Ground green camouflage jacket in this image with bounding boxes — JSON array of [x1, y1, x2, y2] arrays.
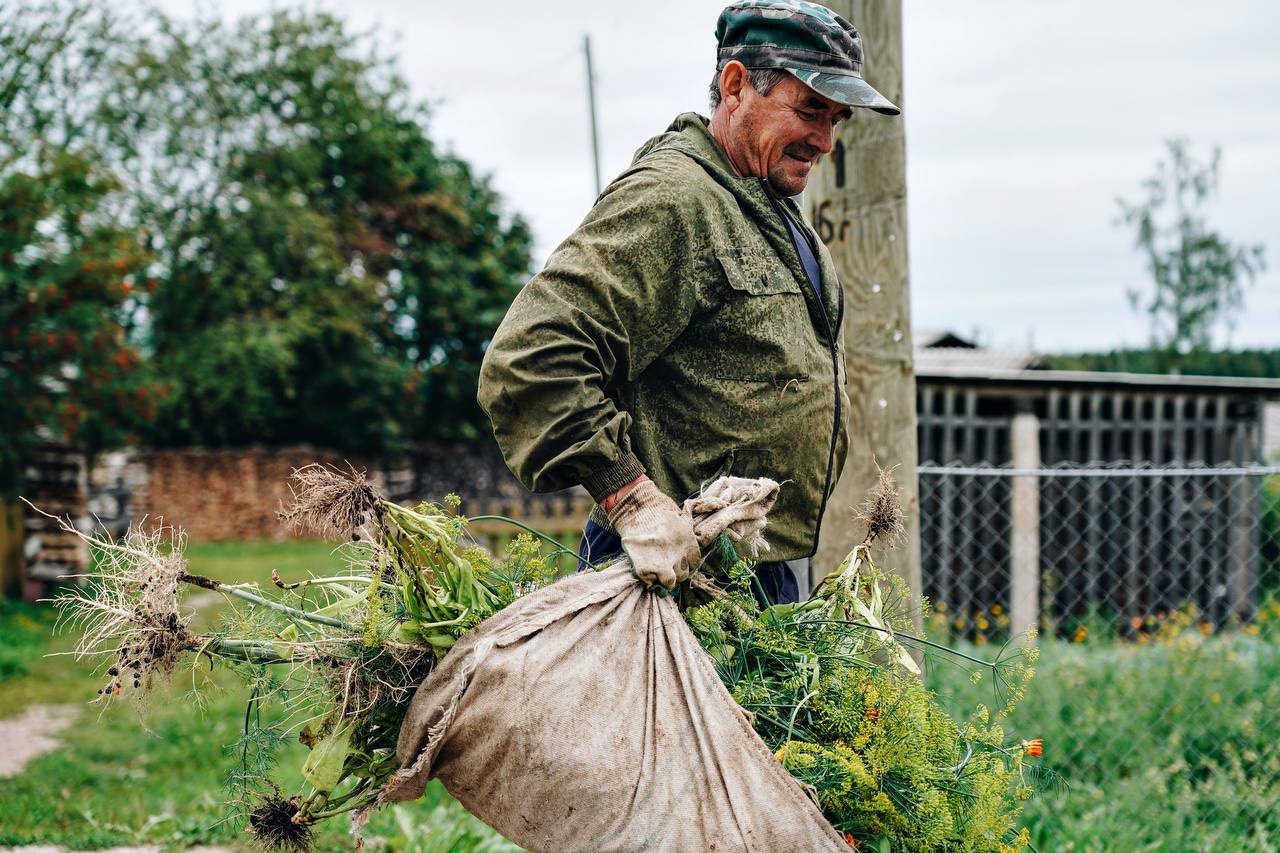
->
[[477, 112, 850, 559]]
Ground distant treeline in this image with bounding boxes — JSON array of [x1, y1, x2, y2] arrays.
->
[[2, 2, 532, 494], [1044, 349, 1280, 380]]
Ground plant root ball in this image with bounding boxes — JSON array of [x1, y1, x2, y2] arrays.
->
[[248, 795, 312, 852]]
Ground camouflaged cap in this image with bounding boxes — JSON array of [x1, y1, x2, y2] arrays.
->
[[477, 113, 851, 560], [716, 0, 900, 115]]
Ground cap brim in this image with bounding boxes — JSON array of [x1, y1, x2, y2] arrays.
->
[[788, 67, 900, 116]]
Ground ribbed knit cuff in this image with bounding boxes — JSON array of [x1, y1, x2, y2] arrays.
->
[[587, 502, 613, 533], [581, 451, 647, 504]]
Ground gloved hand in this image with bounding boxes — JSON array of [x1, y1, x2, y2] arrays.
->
[[603, 477, 701, 589]]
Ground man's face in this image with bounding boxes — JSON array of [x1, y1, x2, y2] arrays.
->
[[720, 67, 852, 196]]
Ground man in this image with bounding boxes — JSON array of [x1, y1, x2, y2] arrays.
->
[[477, 0, 900, 605]]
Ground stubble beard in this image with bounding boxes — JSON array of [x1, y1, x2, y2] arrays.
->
[[768, 152, 818, 197], [767, 166, 807, 197], [731, 109, 818, 197]]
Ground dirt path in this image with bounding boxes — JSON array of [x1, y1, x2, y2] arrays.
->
[[0, 591, 224, 781], [1, 592, 250, 851], [0, 703, 245, 850], [182, 590, 223, 612], [0, 840, 240, 845], [0, 704, 79, 778]]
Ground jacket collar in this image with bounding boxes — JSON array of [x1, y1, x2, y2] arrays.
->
[[635, 113, 841, 331]]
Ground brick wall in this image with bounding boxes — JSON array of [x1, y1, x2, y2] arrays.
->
[[89, 443, 588, 542], [133, 446, 375, 541]]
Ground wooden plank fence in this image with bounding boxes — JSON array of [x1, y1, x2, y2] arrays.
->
[[462, 494, 594, 573]]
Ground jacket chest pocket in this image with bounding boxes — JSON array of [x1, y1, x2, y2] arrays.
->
[[705, 246, 813, 382]]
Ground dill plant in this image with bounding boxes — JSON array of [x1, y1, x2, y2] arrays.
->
[[41, 464, 1052, 851], [685, 470, 1049, 851], [37, 467, 562, 848]]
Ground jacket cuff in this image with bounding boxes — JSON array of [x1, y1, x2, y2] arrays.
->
[[587, 502, 614, 533], [581, 452, 647, 503]]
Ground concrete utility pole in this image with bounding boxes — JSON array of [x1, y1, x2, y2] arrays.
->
[[808, 0, 920, 602]]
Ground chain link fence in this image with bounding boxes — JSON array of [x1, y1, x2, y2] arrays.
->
[[918, 462, 1280, 847]]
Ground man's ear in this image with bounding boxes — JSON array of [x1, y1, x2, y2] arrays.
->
[[719, 60, 748, 111]]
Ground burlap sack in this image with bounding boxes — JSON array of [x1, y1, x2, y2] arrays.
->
[[382, 563, 847, 852]]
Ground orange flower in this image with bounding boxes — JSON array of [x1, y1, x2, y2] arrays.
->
[[865, 708, 880, 721], [775, 748, 785, 762], [1023, 738, 1043, 758], [844, 833, 859, 848]]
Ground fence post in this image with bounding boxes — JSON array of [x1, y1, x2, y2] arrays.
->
[[1010, 412, 1041, 634], [1226, 470, 1256, 622], [0, 496, 25, 599]]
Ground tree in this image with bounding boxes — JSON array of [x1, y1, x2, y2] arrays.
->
[[0, 1, 156, 495], [102, 9, 532, 452], [2, 1, 532, 467], [1117, 139, 1267, 358]]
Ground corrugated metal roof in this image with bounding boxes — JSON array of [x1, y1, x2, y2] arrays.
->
[[910, 330, 1280, 395], [914, 347, 1045, 373], [913, 329, 978, 349], [914, 361, 1280, 394]]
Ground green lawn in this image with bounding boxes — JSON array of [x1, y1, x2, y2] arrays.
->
[[5, 540, 1279, 851], [0, 540, 517, 851], [927, 614, 1280, 852]]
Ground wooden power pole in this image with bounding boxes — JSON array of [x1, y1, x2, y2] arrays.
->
[[807, 0, 920, 600]]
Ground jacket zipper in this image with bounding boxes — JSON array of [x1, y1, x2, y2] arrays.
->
[[758, 178, 842, 558]]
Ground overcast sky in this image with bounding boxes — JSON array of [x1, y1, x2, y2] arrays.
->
[[165, 0, 1279, 355]]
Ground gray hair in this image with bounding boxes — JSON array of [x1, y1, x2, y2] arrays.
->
[[708, 64, 790, 111]]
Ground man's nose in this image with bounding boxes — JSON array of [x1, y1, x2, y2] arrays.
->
[[808, 122, 834, 156]]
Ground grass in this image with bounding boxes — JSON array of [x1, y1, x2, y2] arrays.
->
[[927, 607, 1280, 852], [0, 539, 518, 851], [6, 538, 1280, 851]]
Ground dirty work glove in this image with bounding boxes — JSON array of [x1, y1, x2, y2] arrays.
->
[[604, 478, 701, 590]]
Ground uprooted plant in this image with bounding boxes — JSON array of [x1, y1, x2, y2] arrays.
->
[[38, 464, 1055, 851], [684, 468, 1053, 851], [32, 470, 561, 840]]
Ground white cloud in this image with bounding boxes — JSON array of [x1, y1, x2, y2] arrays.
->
[[158, 0, 1280, 352]]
